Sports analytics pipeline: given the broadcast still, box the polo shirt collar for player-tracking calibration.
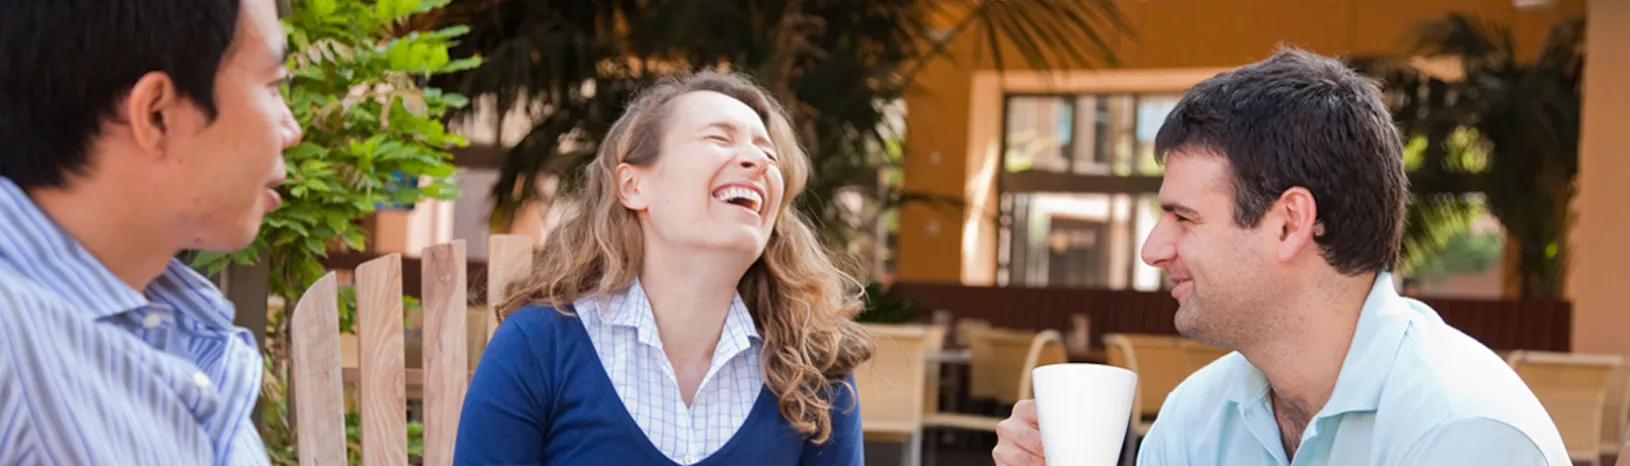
[1318,271,1413,416]
[1225,271,1413,416]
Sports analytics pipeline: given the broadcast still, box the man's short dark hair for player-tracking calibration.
[0,0,243,189]
[1154,46,1407,275]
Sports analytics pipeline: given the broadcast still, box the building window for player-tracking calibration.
[997,93,1181,290]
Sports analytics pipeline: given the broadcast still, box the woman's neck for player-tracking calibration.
[639,244,749,365]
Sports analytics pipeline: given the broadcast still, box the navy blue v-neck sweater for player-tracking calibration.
[453,305,864,465]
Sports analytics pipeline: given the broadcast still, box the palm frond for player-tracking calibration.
[1405,13,1516,73]
[1535,15,1586,77]
[1399,192,1480,273]
[425,0,1130,257]
[1355,13,1584,298]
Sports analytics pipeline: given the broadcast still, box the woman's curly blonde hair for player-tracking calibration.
[497,70,875,444]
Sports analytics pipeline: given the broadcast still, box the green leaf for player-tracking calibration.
[282,207,319,224]
[408,42,433,70]
[420,161,456,178]
[386,41,410,70]
[437,183,462,200]
[302,238,326,256]
[427,46,450,71]
[444,133,468,147]
[285,141,328,160]
[415,0,452,14]
[311,0,337,21]
[438,57,482,74]
[190,250,228,269]
[326,212,351,233]
[399,92,428,118]
[344,230,367,251]
[374,0,409,24]
[427,25,470,41]
[439,92,469,109]
[288,28,311,56]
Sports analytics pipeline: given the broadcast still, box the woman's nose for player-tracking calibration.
[737,149,769,172]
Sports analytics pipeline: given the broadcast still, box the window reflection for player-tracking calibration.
[998,93,1180,291]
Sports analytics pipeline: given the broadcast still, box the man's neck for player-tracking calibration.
[1239,272,1377,457]
[25,185,174,292]
[639,242,749,364]
[1272,390,1313,460]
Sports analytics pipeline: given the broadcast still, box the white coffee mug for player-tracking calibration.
[1031,363,1139,466]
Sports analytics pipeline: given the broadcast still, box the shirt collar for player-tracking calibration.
[147,259,239,332]
[1225,271,1414,416]
[0,177,236,330]
[1317,271,1414,416]
[587,278,762,351]
[0,177,148,319]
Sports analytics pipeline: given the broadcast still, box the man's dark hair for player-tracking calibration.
[0,0,242,189]
[1154,46,1407,275]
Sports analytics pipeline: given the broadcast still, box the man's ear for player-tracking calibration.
[122,72,179,155]
[1271,187,1320,263]
[615,163,648,211]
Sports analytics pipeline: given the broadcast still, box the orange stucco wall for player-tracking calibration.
[898,0,1589,283]
[1569,0,1630,357]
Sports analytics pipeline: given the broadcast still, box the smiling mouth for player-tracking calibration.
[1171,279,1193,299]
[712,186,764,214]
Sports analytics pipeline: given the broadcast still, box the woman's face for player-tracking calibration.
[617,90,786,257]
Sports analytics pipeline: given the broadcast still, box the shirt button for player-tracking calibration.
[193,372,212,389]
[142,313,163,329]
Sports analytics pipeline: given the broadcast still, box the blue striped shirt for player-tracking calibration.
[0,177,268,465]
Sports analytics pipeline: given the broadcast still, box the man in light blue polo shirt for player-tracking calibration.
[992,47,1569,465]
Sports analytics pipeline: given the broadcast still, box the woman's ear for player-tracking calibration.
[615,163,648,211]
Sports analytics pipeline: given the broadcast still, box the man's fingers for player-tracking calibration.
[996,412,1046,459]
[1014,399,1039,423]
[1008,400,1044,455]
[993,444,1047,466]
[994,399,1049,465]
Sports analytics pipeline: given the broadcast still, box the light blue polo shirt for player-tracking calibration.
[1137,273,1570,465]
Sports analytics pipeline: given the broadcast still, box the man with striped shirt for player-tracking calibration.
[0,0,302,464]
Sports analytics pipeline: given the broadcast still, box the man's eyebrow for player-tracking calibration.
[1161,202,1199,217]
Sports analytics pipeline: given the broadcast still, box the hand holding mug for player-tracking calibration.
[995,364,1138,466]
[993,400,1047,466]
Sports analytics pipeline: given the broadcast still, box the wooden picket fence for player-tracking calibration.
[289,235,534,466]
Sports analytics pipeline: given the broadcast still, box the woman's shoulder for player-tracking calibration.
[495,303,588,333]
[474,303,599,388]
[486,304,589,354]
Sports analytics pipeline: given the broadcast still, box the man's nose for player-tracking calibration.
[279,105,303,149]
[1141,219,1176,267]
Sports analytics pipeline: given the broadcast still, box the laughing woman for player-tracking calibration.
[452,71,875,465]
